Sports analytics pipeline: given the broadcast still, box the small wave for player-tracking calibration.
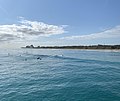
[33,54,51,58]
[52,55,120,65]
[9,52,120,66]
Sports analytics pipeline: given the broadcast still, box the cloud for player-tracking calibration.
[61,25,120,40]
[0,17,66,41]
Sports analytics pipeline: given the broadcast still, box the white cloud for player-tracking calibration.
[61,25,120,40]
[0,17,66,41]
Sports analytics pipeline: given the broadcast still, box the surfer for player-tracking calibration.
[37,57,42,60]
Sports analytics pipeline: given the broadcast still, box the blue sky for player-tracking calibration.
[0,0,120,48]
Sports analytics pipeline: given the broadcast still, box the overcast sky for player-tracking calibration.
[0,0,120,48]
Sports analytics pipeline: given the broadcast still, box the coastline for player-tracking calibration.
[21,45,120,51]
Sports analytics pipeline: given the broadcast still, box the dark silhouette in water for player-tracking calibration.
[8,53,10,56]
[24,57,42,61]
[37,57,42,60]
[25,58,27,61]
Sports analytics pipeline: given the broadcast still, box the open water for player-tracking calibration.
[0,49,120,101]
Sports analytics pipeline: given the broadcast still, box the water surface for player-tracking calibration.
[0,49,120,101]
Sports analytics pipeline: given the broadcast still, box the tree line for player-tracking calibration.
[23,44,120,49]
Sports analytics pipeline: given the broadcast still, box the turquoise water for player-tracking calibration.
[0,49,120,101]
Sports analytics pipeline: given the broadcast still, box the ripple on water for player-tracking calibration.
[0,49,120,101]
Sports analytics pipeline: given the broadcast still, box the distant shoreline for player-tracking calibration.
[22,45,120,50]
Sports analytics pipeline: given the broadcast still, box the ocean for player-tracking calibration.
[0,49,120,101]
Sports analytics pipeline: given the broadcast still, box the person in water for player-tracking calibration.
[37,57,42,60]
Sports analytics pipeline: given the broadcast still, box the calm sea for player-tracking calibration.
[0,49,120,101]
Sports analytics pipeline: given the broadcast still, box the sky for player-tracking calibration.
[0,0,120,48]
